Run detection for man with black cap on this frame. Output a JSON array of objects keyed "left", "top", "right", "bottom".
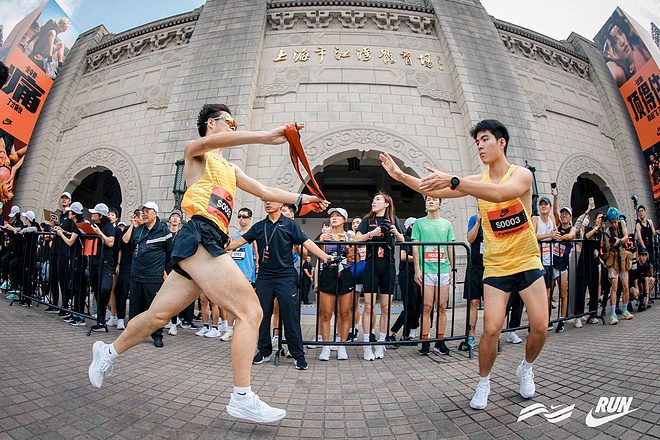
[
  {"left": 123, "top": 202, "right": 173, "bottom": 347},
  {"left": 550, "top": 204, "right": 577, "bottom": 333},
  {"left": 88, "top": 203, "right": 116, "bottom": 329},
  {"left": 46, "top": 192, "right": 74, "bottom": 313}
]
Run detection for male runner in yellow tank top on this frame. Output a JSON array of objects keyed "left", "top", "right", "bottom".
[
  {"left": 88, "top": 104, "right": 330, "bottom": 423},
  {"left": 380, "top": 119, "right": 548, "bottom": 410}
]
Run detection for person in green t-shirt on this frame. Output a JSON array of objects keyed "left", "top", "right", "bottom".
[{"left": 411, "top": 196, "right": 455, "bottom": 355}]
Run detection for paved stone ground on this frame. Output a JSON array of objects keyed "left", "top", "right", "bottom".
[{"left": 1, "top": 298, "right": 659, "bottom": 440}]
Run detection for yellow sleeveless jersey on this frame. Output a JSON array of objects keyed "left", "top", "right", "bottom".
[
  {"left": 181, "top": 152, "right": 236, "bottom": 233},
  {"left": 478, "top": 165, "right": 542, "bottom": 278}
]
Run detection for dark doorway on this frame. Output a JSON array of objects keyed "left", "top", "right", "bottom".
[
  {"left": 71, "top": 169, "right": 122, "bottom": 217},
  {"left": 570, "top": 175, "right": 609, "bottom": 216}
]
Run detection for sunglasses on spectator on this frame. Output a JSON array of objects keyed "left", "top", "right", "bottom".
[
  {"left": 208, "top": 115, "right": 237, "bottom": 131},
  {"left": 237, "top": 214, "right": 251, "bottom": 219}
]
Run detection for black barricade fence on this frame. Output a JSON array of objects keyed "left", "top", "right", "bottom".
[
  {"left": 3, "top": 230, "right": 106, "bottom": 332},
  {"left": 272, "top": 239, "right": 474, "bottom": 365}
]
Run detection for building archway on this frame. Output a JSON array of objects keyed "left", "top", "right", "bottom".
[
  {"left": 570, "top": 175, "right": 612, "bottom": 217},
  {"left": 71, "top": 169, "right": 122, "bottom": 217}
]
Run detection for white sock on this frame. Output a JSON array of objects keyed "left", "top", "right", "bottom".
[
  {"left": 478, "top": 375, "right": 490, "bottom": 386},
  {"left": 363, "top": 333, "right": 370, "bottom": 343},
  {"left": 107, "top": 343, "right": 119, "bottom": 361},
  {"left": 227, "top": 325, "right": 233, "bottom": 330},
  {"left": 221, "top": 320, "right": 227, "bottom": 326},
  {"left": 521, "top": 359, "right": 533, "bottom": 371},
  {"left": 233, "top": 386, "right": 252, "bottom": 400},
  {"left": 378, "top": 334, "right": 386, "bottom": 342}
]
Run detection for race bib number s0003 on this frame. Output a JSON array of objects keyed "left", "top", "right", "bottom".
[{"left": 487, "top": 201, "right": 530, "bottom": 238}]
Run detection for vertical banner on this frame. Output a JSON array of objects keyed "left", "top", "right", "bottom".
[
  {"left": 595, "top": 8, "right": 660, "bottom": 208},
  {"left": 0, "top": 0, "right": 79, "bottom": 198}
]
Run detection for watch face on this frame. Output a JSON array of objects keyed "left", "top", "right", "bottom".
[{"left": 451, "top": 177, "right": 459, "bottom": 185}]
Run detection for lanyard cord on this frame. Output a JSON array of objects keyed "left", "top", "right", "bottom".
[{"left": 263, "top": 221, "right": 280, "bottom": 250}]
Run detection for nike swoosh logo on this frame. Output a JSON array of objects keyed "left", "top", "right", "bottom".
[
  {"left": 550, "top": 405, "right": 562, "bottom": 410},
  {"left": 585, "top": 408, "right": 639, "bottom": 427}
]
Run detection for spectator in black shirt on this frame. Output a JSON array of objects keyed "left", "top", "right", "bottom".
[
  {"left": 55, "top": 202, "right": 86, "bottom": 325},
  {"left": 124, "top": 202, "right": 173, "bottom": 347},
  {"left": 228, "top": 201, "right": 332, "bottom": 370},
  {"left": 88, "top": 203, "right": 116, "bottom": 330},
  {"left": 9, "top": 210, "right": 41, "bottom": 305},
  {"left": 3, "top": 205, "right": 24, "bottom": 298},
  {"left": 388, "top": 217, "right": 420, "bottom": 342},
  {"left": 107, "top": 207, "right": 121, "bottom": 327},
  {"left": 46, "top": 191, "right": 73, "bottom": 312}
]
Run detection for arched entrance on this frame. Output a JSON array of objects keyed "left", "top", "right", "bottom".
[
  {"left": 71, "top": 169, "right": 122, "bottom": 217},
  {"left": 570, "top": 175, "right": 612, "bottom": 217}
]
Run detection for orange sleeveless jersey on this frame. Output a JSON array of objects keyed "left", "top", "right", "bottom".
[
  {"left": 478, "top": 165, "right": 542, "bottom": 278},
  {"left": 181, "top": 152, "right": 236, "bottom": 234}
]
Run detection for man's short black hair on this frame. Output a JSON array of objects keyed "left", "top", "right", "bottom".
[
  {"left": 238, "top": 207, "right": 252, "bottom": 217},
  {"left": 108, "top": 207, "right": 119, "bottom": 216},
  {"left": 470, "top": 119, "right": 510, "bottom": 155},
  {"left": 283, "top": 203, "right": 297, "bottom": 215},
  {"left": 197, "top": 104, "right": 232, "bottom": 137},
  {"left": 638, "top": 205, "right": 646, "bottom": 212},
  {"left": 0, "top": 62, "right": 8, "bottom": 88}
]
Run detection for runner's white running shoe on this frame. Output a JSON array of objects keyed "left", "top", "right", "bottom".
[
  {"left": 470, "top": 381, "right": 490, "bottom": 410},
  {"left": 516, "top": 363, "right": 535, "bottom": 399},
  {"left": 226, "top": 392, "right": 286, "bottom": 423},
  {"left": 88, "top": 341, "right": 113, "bottom": 388}
]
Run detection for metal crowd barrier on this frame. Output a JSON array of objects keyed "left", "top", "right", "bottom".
[
  {"left": 2, "top": 230, "right": 107, "bottom": 335},
  {"left": 273, "top": 239, "right": 473, "bottom": 365}
]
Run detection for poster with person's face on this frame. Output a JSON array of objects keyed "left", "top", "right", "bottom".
[
  {"left": 595, "top": 8, "right": 660, "bottom": 202},
  {"left": 0, "top": 0, "right": 79, "bottom": 204}
]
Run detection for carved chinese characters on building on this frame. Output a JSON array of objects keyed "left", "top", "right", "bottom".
[{"left": 274, "top": 46, "right": 443, "bottom": 69}]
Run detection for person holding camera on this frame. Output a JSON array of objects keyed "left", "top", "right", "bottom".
[
  {"left": 412, "top": 196, "right": 455, "bottom": 355},
  {"left": 355, "top": 191, "right": 405, "bottom": 361},
  {"left": 532, "top": 196, "right": 559, "bottom": 329},
  {"left": 550, "top": 204, "right": 577, "bottom": 333},
  {"left": 601, "top": 207, "right": 634, "bottom": 324}
]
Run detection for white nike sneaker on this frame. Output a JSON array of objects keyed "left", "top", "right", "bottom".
[
  {"left": 220, "top": 329, "right": 233, "bottom": 341},
  {"left": 196, "top": 326, "right": 210, "bottom": 336},
  {"left": 88, "top": 341, "right": 114, "bottom": 389},
  {"left": 516, "top": 363, "right": 536, "bottom": 399},
  {"left": 470, "top": 381, "right": 490, "bottom": 410},
  {"left": 319, "top": 346, "right": 331, "bottom": 361},
  {"left": 226, "top": 392, "right": 286, "bottom": 423}
]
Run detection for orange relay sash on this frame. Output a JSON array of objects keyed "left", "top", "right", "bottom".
[{"left": 284, "top": 123, "right": 326, "bottom": 215}]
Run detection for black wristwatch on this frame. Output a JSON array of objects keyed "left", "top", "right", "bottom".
[{"left": 450, "top": 176, "right": 460, "bottom": 191}]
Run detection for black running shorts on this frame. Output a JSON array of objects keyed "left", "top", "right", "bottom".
[
  {"left": 483, "top": 268, "right": 544, "bottom": 293},
  {"left": 171, "top": 215, "right": 228, "bottom": 279}
]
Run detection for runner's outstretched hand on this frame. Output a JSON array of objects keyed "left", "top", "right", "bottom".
[
  {"left": 420, "top": 166, "right": 452, "bottom": 192},
  {"left": 266, "top": 122, "right": 306, "bottom": 145}
]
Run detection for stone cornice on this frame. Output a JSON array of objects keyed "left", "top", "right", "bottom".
[
  {"left": 267, "top": 1, "right": 434, "bottom": 14},
  {"left": 87, "top": 7, "right": 201, "bottom": 55}
]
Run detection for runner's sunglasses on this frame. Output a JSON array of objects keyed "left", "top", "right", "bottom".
[{"left": 208, "top": 115, "right": 237, "bottom": 131}]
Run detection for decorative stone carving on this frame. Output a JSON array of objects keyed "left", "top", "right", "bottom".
[
  {"left": 256, "top": 83, "right": 299, "bottom": 98},
  {"left": 303, "top": 11, "right": 331, "bottom": 29},
  {"left": 417, "top": 88, "right": 456, "bottom": 102},
  {"left": 374, "top": 12, "right": 400, "bottom": 31},
  {"left": 147, "top": 98, "right": 170, "bottom": 110},
  {"left": 554, "top": 154, "right": 625, "bottom": 210},
  {"left": 497, "top": 25, "right": 589, "bottom": 80},
  {"left": 269, "top": 11, "right": 297, "bottom": 30},
  {"left": 527, "top": 93, "right": 548, "bottom": 118},
  {"left": 51, "top": 147, "right": 142, "bottom": 210}
]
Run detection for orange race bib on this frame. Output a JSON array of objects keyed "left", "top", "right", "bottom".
[
  {"left": 359, "top": 246, "right": 367, "bottom": 260},
  {"left": 487, "top": 201, "right": 530, "bottom": 238},
  {"left": 207, "top": 185, "right": 233, "bottom": 230},
  {"left": 424, "top": 247, "right": 446, "bottom": 263}
]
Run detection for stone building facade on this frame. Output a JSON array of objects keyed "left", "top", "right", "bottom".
[{"left": 15, "top": 0, "right": 650, "bottom": 246}]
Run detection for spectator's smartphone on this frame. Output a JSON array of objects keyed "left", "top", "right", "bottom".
[{"left": 588, "top": 197, "right": 595, "bottom": 210}]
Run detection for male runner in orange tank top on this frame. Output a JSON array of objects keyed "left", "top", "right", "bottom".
[
  {"left": 381, "top": 120, "right": 548, "bottom": 410},
  {"left": 88, "top": 104, "right": 331, "bottom": 423}
]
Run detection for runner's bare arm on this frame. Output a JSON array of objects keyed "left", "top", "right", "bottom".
[
  {"left": 184, "top": 123, "right": 306, "bottom": 159},
  {"left": 226, "top": 236, "right": 248, "bottom": 251},
  {"left": 234, "top": 164, "right": 330, "bottom": 209},
  {"left": 420, "top": 166, "right": 533, "bottom": 203},
  {"left": 380, "top": 152, "right": 478, "bottom": 199}
]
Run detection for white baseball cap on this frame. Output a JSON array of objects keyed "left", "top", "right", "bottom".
[
  {"left": 88, "top": 203, "right": 109, "bottom": 217},
  {"left": 327, "top": 207, "right": 348, "bottom": 219},
  {"left": 61, "top": 192, "right": 71, "bottom": 200},
  {"left": 404, "top": 217, "right": 417, "bottom": 230},
  {"left": 9, "top": 206, "right": 20, "bottom": 217},
  {"left": 65, "top": 202, "right": 83, "bottom": 215},
  {"left": 22, "top": 210, "right": 36, "bottom": 222},
  {"left": 138, "top": 202, "right": 159, "bottom": 213}
]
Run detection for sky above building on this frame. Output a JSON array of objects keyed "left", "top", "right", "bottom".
[{"left": 0, "top": 0, "right": 659, "bottom": 45}]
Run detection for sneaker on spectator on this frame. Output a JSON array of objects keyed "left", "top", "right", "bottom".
[
  {"left": 330, "top": 336, "right": 340, "bottom": 351},
  {"left": 45, "top": 306, "right": 59, "bottom": 313},
  {"left": 180, "top": 321, "right": 197, "bottom": 329},
  {"left": 506, "top": 332, "right": 523, "bottom": 344},
  {"left": 163, "top": 321, "right": 172, "bottom": 329},
  {"left": 88, "top": 341, "right": 113, "bottom": 388},
  {"left": 385, "top": 334, "right": 399, "bottom": 349},
  {"left": 574, "top": 318, "right": 583, "bottom": 328},
  {"left": 6, "top": 293, "right": 18, "bottom": 300},
  {"left": 307, "top": 335, "right": 321, "bottom": 349},
  {"left": 319, "top": 346, "right": 331, "bottom": 361},
  {"left": 219, "top": 322, "right": 230, "bottom": 332},
  {"left": 295, "top": 357, "right": 308, "bottom": 370},
  {"left": 58, "top": 310, "right": 68, "bottom": 317},
  {"left": 70, "top": 317, "right": 86, "bottom": 326},
  {"left": 220, "top": 329, "right": 233, "bottom": 341},
  {"left": 587, "top": 317, "right": 599, "bottom": 324},
  {"left": 63, "top": 314, "right": 75, "bottom": 323},
  {"left": 419, "top": 341, "right": 430, "bottom": 356},
  {"left": 410, "top": 329, "right": 418, "bottom": 339},
  {"left": 107, "top": 316, "right": 118, "bottom": 326},
  {"left": 196, "top": 326, "right": 211, "bottom": 336},
  {"left": 363, "top": 346, "right": 375, "bottom": 361},
  {"left": 225, "top": 392, "right": 286, "bottom": 423},
  {"left": 0, "top": 280, "right": 7, "bottom": 290},
  {"left": 116, "top": 319, "right": 125, "bottom": 330},
  {"left": 622, "top": 310, "right": 634, "bottom": 320},
  {"left": 337, "top": 346, "right": 348, "bottom": 360},
  {"left": 547, "top": 322, "right": 554, "bottom": 331},
  {"left": 369, "top": 333, "right": 377, "bottom": 343},
  {"left": 609, "top": 314, "right": 619, "bottom": 325},
  {"left": 252, "top": 353, "right": 271, "bottom": 364},
  {"left": 374, "top": 345, "right": 385, "bottom": 359},
  {"left": 555, "top": 321, "right": 565, "bottom": 333},
  {"left": 168, "top": 325, "right": 178, "bottom": 336},
  {"left": 470, "top": 381, "right": 490, "bottom": 410},
  {"left": 205, "top": 327, "right": 222, "bottom": 338},
  {"left": 516, "top": 363, "right": 535, "bottom": 399},
  {"left": 433, "top": 341, "right": 450, "bottom": 355}
]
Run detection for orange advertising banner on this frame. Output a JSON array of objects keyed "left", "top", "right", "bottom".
[{"left": 595, "top": 8, "right": 660, "bottom": 202}]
